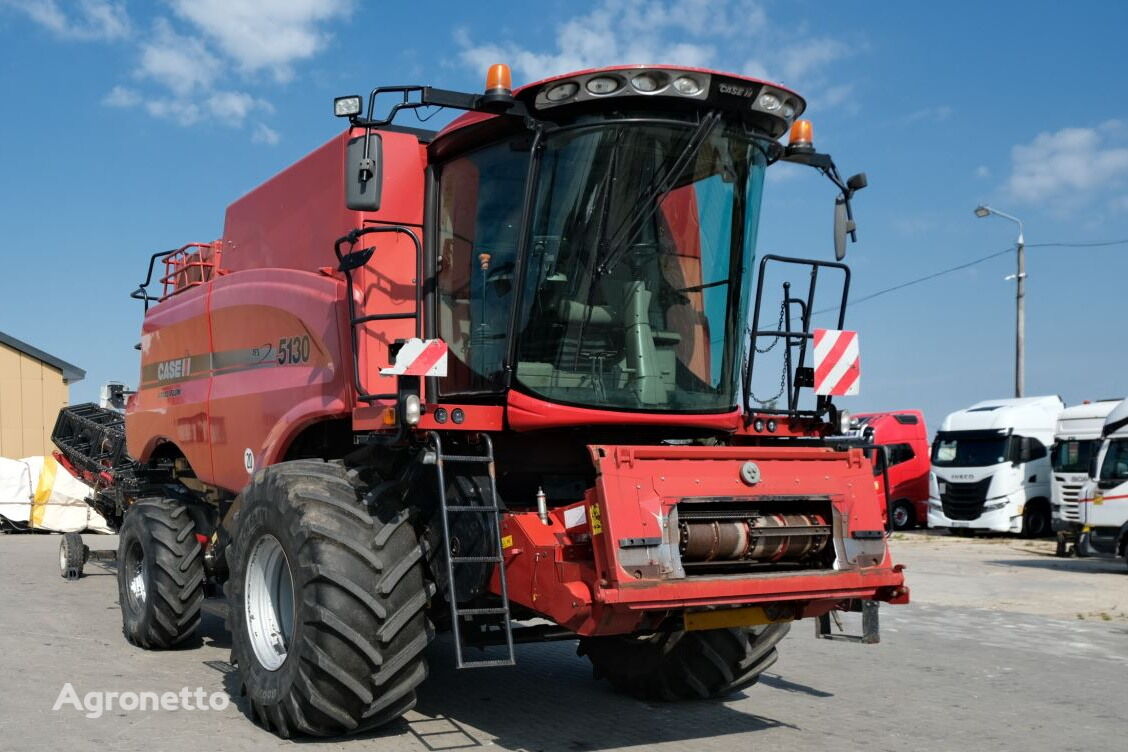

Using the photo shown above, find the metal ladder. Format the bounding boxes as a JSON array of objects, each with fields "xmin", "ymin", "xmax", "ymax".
[{"xmin": 428, "ymin": 432, "xmax": 516, "ymax": 668}]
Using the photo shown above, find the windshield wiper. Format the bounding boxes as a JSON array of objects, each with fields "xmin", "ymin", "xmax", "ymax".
[{"xmin": 594, "ymin": 109, "xmax": 723, "ymax": 277}]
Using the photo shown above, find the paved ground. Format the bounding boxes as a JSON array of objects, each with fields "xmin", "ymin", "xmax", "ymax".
[{"xmin": 1, "ymin": 530, "xmax": 1125, "ymax": 752}]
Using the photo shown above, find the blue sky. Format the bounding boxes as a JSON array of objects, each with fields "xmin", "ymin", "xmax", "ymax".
[{"xmin": 1, "ymin": 0, "xmax": 1126, "ymax": 432}]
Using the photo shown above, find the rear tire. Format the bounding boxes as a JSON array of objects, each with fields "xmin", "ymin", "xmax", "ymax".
[
  {"xmin": 891, "ymin": 501, "xmax": 915, "ymax": 531},
  {"xmin": 227, "ymin": 460, "xmax": 432, "ymax": 738},
  {"xmin": 578, "ymin": 623, "xmax": 790, "ymax": 701},
  {"xmin": 116, "ymin": 498, "xmax": 205, "ymax": 648}
]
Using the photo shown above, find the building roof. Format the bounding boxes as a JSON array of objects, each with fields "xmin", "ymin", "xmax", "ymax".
[{"xmin": 0, "ymin": 330, "xmax": 85, "ymax": 384}]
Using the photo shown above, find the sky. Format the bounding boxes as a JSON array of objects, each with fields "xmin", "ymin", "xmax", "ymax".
[{"xmin": 1, "ymin": 0, "xmax": 1127, "ymax": 433}]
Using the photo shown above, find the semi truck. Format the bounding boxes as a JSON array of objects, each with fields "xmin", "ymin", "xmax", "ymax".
[
  {"xmin": 929, "ymin": 396, "xmax": 1063, "ymax": 536},
  {"xmin": 51, "ymin": 63, "xmax": 907, "ymax": 738},
  {"xmin": 1076, "ymin": 399, "xmax": 1128, "ymax": 565},
  {"xmin": 852, "ymin": 411, "xmax": 930, "ymax": 530},
  {"xmin": 1051, "ymin": 399, "xmax": 1120, "ymax": 556}
]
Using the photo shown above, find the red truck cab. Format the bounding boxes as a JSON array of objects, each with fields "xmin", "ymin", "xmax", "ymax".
[{"xmin": 854, "ymin": 411, "xmax": 930, "ymax": 529}]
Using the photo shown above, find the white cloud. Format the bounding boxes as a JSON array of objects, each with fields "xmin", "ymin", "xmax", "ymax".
[
  {"xmin": 169, "ymin": 0, "xmax": 354, "ymax": 81},
  {"xmin": 1005, "ymin": 121, "xmax": 1128, "ymax": 205},
  {"xmin": 2, "ymin": 0, "xmax": 130, "ymax": 41},
  {"xmin": 252, "ymin": 123, "xmax": 281, "ymax": 146},
  {"xmin": 102, "ymin": 84, "xmax": 140, "ymax": 108},
  {"xmin": 975, "ymin": 165, "xmax": 991, "ymax": 179},
  {"xmin": 456, "ymin": 0, "xmax": 771, "ymax": 83},
  {"xmin": 455, "ymin": 0, "xmax": 859, "ymax": 118},
  {"xmin": 137, "ymin": 18, "xmax": 220, "ymax": 96}
]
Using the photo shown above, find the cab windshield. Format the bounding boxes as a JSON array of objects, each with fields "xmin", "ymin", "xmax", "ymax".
[
  {"xmin": 434, "ymin": 115, "xmax": 772, "ymax": 411},
  {"xmin": 1051, "ymin": 438, "xmax": 1100, "ymax": 474},
  {"xmin": 514, "ymin": 118, "xmax": 770, "ymax": 411},
  {"xmin": 932, "ymin": 430, "xmax": 1010, "ymax": 467}
]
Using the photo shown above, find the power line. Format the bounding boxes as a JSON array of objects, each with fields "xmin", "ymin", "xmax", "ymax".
[{"xmin": 813, "ymin": 237, "xmax": 1128, "ymax": 314}]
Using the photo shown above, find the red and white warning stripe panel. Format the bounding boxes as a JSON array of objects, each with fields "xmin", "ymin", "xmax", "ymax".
[
  {"xmin": 380, "ymin": 338, "xmax": 448, "ymax": 377},
  {"xmin": 813, "ymin": 329, "xmax": 860, "ymax": 396}
]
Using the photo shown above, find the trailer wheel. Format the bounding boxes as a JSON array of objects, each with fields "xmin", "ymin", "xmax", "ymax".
[
  {"xmin": 116, "ymin": 498, "xmax": 205, "ymax": 648},
  {"xmin": 578, "ymin": 623, "xmax": 790, "ymax": 701},
  {"xmin": 227, "ymin": 460, "xmax": 432, "ymax": 738},
  {"xmin": 891, "ymin": 501, "xmax": 914, "ymax": 531},
  {"xmin": 59, "ymin": 532, "xmax": 87, "ymax": 579}
]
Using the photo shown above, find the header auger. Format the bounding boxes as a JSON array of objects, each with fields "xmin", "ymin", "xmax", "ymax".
[{"xmin": 55, "ymin": 62, "xmax": 904, "ymax": 739}]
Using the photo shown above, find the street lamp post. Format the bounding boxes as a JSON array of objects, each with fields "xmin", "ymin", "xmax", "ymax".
[{"xmin": 975, "ymin": 205, "xmax": 1025, "ymax": 398}]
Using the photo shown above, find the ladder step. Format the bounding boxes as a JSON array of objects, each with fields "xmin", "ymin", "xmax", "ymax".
[
  {"xmin": 459, "ymin": 658, "xmax": 517, "ymax": 668},
  {"xmin": 439, "ymin": 454, "xmax": 494, "ymax": 463},
  {"xmin": 445, "ymin": 505, "xmax": 501, "ymax": 513},
  {"xmin": 456, "ymin": 607, "xmax": 509, "ymax": 616},
  {"xmin": 450, "ymin": 556, "xmax": 503, "ymax": 564}
]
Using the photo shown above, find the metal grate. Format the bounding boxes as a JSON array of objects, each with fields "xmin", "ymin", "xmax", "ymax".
[{"xmin": 940, "ymin": 477, "xmax": 992, "ymax": 520}]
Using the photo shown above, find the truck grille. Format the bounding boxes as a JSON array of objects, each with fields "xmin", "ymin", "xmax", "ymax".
[
  {"xmin": 1056, "ymin": 478, "xmax": 1084, "ymax": 522},
  {"xmin": 940, "ymin": 477, "xmax": 992, "ymax": 520}
]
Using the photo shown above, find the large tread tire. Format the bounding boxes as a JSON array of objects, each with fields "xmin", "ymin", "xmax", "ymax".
[
  {"xmin": 578, "ymin": 623, "xmax": 790, "ymax": 701},
  {"xmin": 227, "ymin": 460, "xmax": 432, "ymax": 739},
  {"xmin": 116, "ymin": 498, "xmax": 205, "ymax": 648}
]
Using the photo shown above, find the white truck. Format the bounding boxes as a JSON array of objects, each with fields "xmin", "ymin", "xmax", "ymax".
[
  {"xmin": 928, "ymin": 396, "xmax": 1063, "ymax": 536},
  {"xmin": 1076, "ymin": 399, "xmax": 1128, "ymax": 566},
  {"xmin": 1051, "ymin": 399, "xmax": 1120, "ymax": 556}
]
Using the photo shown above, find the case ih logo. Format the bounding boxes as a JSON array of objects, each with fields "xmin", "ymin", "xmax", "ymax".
[
  {"xmin": 813, "ymin": 329, "xmax": 860, "ymax": 396},
  {"xmin": 717, "ymin": 83, "xmax": 756, "ymax": 97},
  {"xmin": 156, "ymin": 357, "xmax": 191, "ymax": 382}
]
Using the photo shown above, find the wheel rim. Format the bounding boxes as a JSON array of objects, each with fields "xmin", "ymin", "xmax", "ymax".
[
  {"xmin": 893, "ymin": 505, "xmax": 910, "ymax": 529},
  {"xmin": 122, "ymin": 539, "xmax": 147, "ymax": 609},
  {"xmin": 59, "ymin": 542, "xmax": 68, "ymax": 572},
  {"xmin": 244, "ymin": 534, "xmax": 295, "ymax": 671}
]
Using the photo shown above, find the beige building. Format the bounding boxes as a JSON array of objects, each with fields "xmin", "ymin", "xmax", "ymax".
[{"xmin": 0, "ymin": 332, "xmax": 85, "ymax": 458}]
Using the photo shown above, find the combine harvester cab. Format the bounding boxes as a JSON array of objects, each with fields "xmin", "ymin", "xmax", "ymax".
[{"xmin": 54, "ymin": 63, "xmax": 907, "ymax": 738}]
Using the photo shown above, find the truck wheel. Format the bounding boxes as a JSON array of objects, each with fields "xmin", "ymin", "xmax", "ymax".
[
  {"xmin": 578, "ymin": 623, "xmax": 790, "ymax": 701},
  {"xmin": 60, "ymin": 532, "xmax": 86, "ymax": 579},
  {"xmin": 227, "ymin": 460, "xmax": 432, "ymax": 738},
  {"xmin": 116, "ymin": 498, "xmax": 205, "ymax": 648},
  {"xmin": 891, "ymin": 501, "xmax": 914, "ymax": 531},
  {"xmin": 1054, "ymin": 534, "xmax": 1070, "ymax": 558},
  {"xmin": 1021, "ymin": 502, "xmax": 1050, "ymax": 539}
]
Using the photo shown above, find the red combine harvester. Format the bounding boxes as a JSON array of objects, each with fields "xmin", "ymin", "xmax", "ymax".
[{"xmin": 53, "ymin": 63, "xmax": 907, "ymax": 738}]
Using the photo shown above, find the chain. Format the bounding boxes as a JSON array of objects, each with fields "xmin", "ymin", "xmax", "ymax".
[
  {"xmin": 748, "ymin": 300, "xmax": 788, "ymax": 406},
  {"xmin": 755, "ymin": 301, "xmax": 786, "ymax": 353}
]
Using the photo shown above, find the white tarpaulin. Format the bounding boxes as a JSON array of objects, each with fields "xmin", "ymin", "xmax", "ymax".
[{"xmin": 0, "ymin": 455, "xmax": 112, "ymax": 534}]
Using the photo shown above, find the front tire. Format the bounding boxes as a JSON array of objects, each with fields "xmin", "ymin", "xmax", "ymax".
[
  {"xmin": 227, "ymin": 460, "xmax": 432, "ymax": 738},
  {"xmin": 116, "ymin": 498, "xmax": 205, "ymax": 648},
  {"xmin": 60, "ymin": 532, "xmax": 86, "ymax": 579},
  {"xmin": 891, "ymin": 501, "xmax": 915, "ymax": 531},
  {"xmin": 578, "ymin": 623, "xmax": 790, "ymax": 701},
  {"xmin": 1021, "ymin": 501, "xmax": 1051, "ymax": 538}
]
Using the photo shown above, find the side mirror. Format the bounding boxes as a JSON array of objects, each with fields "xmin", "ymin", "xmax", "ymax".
[
  {"xmin": 1015, "ymin": 437, "xmax": 1034, "ymax": 464},
  {"xmin": 345, "ymin": 132, "xmax": 382, "ymax": 211},
  {"xmin": 833, "ymin": 197, "xmax": 853, "ymax": 261}
]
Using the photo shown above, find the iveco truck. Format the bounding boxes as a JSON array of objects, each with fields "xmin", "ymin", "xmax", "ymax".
[
  {"xmin": 1051, "ymin": 399, "xmax": 1120, "ymax": 555},
  {"xmin": 928, "ymin": 396, "xmax": 1063, "ymax": 536},
  {"xmin": 1076, "ymin": 399, "xmax": 1128, "ymax": 566}
]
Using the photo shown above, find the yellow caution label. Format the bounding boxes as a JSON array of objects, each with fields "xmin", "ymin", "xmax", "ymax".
[
  {"xmin": 501, "ymin": 535, "xmax": 514, "ymax": 549},
  {"xmin": 1094, "ymin": 495, "xmax": 1104, "ymax": 506},
  {"xmin": 685, "ymin": 606, "xmax": 793, "ymax": 632},
  {"xmin": 31, "ymin": 456, "xmax": 58, "ymax": 528},
  {"xmin": 588, "ymin": 503, "xmax": 603, "ymax": 535}
]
